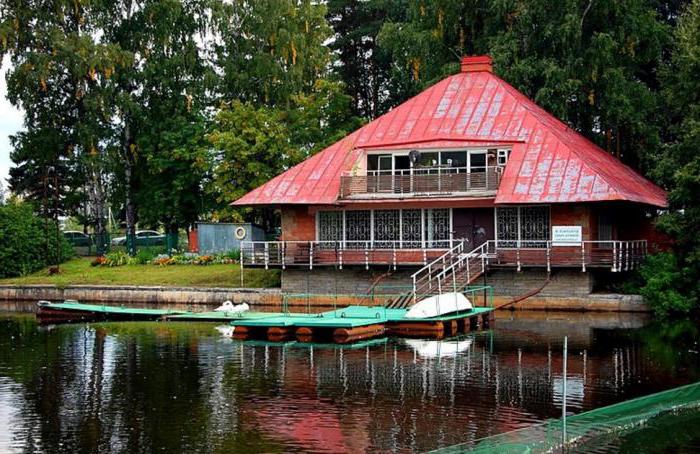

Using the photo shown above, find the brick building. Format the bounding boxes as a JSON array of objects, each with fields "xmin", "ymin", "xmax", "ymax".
[{"xmin": 234, "ymin": 56, "xmax": 667, "ymax": 303}]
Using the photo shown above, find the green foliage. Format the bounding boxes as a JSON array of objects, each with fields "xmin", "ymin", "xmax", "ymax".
[
  {"xmin": 214, "ymin": 0, "xmax": 332, "ymax": 107},
  {"xmin": 639, "ymin": 0, "xmax": 700, "ymax": 317},
  {"xmin": 639, "ymin": 253, "xmax": 696, "ymax": 317},
  {"xmin": 0, "ymin": 201, "xmax": 72, "ymax": 278}
]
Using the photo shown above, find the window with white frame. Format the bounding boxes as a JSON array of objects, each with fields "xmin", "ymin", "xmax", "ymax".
[
  {"xmin": 345, "ymin": 210, "xmax": 371, "ymax": 245},
  {"xmin": 316, "ymin": 208, "xmax": 453, "ymax": 249},
  {"xmin": 318, "ymin": 211, "xmax": 343, "ymax": 243},
  {"xmin": 424, "ymin": 208, "xmax": 451, "ymax": 248},
  {"xmin": 374, "ymin": 209, "xmax": 400, "ymax": 248},
  {"xmin": 496, "ymin": 206, "xmax": 550, "ymax": 248}
]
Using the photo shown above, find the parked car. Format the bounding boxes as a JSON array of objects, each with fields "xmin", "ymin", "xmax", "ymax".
[
  {"xmin": 63, "ymin": 230, "xmax": 92, "ymax": 247},
  {"xmin": 111, "ymin": 230, "xmax": 166, "ymax": 246}
]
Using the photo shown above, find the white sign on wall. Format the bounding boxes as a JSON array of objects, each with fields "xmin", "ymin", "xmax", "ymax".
[{"xmin": 552, "ymin": 226, "xmax": 582, "ymax": 246}]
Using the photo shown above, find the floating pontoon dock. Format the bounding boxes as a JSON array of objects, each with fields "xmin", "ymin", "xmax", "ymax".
[
  {"xmin": 226, "ymin": 305, "xmax": 494, "ymax": 343},
  {"xmin": 36, "ymin": 286, "xmax": 495, "ymax": 343},
  {"xmin": 36, "ymin": 301, "xmax": 189, "ymax": 324}
]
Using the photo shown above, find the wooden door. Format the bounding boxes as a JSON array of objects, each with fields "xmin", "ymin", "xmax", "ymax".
[{"xmin": 453, "ymin": 208, "xmax": 494, "ymax": 250}]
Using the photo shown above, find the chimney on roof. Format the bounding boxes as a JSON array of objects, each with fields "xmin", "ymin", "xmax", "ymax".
[{"xmin": 460, "ymin": 55, "xmax": 493, "ymax": 73}]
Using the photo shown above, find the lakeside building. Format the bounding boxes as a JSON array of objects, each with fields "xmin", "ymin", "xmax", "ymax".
[{"xmin": 233, "ymin": 56, "xmax": 667, "ymax": 304}]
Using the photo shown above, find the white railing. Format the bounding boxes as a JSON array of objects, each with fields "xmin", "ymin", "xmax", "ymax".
[
  {"xmin": 240, "ymin": 239, "xmax": 462, "ymax": 269},
  {"xmin": 484, "ymin": 239, "xmax": 647, "ymax": 273},
  {"xmin": 242, "ymin": 238, "xmax": 648, "ymax": 276},
  {"xmin": 340, "ymin": 165, "xmax": 502, "ymax": 197},
  {"xmin": 410, "ymin": 241, "xmax": 490, "ymax": 305}
]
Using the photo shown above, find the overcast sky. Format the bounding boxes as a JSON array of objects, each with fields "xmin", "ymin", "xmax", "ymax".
[{"xmin": 0, "ymin": 55, "xmax": 23, "ymax": 189}]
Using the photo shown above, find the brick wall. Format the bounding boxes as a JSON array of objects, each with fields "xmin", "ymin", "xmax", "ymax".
[
  {"xmin": 280, "ymin": 206, "xmax": 315, "ymax": 241},
  {"xmin": 485, "ymin": 269, "xmax": 594, "ymax": 298},
  {"xmin": 282, "ymin": 266, "xmax": 596, "ymax": 300},
  {"xmin": 281, "ymin": 267, "xmax": 417, "ymax": 295},
  {"xmin": 550, "ymin": 204, "xmax": 593, "ymax": 240}
]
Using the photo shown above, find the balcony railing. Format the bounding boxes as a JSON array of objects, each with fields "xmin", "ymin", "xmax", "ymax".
[
  {"xmin": 339, "ymin": 166, "xmax": 502, "ymax": 198},
  {"xmin": 241, "ymin": 239, "xmax": 647, "ymax": 272}
]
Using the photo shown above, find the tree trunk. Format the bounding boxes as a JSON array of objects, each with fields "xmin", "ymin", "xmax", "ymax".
[
  {"xmin": 123, "ymin": 120, "xmax": 137, "ymax": 255},
  {"xmin": 89, "ymin": 162, "xmax": 108, "ymax": 255}
]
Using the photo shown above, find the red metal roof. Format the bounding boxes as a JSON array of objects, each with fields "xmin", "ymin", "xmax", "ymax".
[{"xmin": 233, "ymin": 57, "xmax": 667, "ymax": 208}]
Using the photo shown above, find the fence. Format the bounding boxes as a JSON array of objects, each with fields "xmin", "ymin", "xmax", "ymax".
[
  {"xmin": 66, "ymin": 232, "xmax": 185, "ymax": 256},
  {"xmin": 431, "ymin": 381, "xmax": 700, "ymax": 453}
]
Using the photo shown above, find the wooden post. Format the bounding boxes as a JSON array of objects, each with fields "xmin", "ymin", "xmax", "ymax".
[
  {"xmin": 264, "ymin": 242, "xmax": 269, "ymax": 269},
  {"xmin": 309, "ymin": 242, "xmax": 314, "ymax": 270},
  {"xmin": 281, "ymin": 241, "xmax": 286, "ymax": 270},
  {"xmin": 581, "ymin": 242, "xmax": 586, "ymax": 273},
  {"xmin": 365, "ymin": 242, "xmax": 369, "ymax": 270}
]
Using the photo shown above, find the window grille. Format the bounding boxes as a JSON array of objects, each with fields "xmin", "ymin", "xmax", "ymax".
[
  {"xmin": 345, "ymin": 210, "xmax": 371, "ymax": 246},
  {"xmin": 318, "ymin": 211, "xmax": 343, "ymax": 243},
  {"xmin": 401, "ymin": 209, "xmax": 422, "ymax": 248},
  {"xmin": 373, "ymin": 210, "xmax": 400, "ymax": 248},
  {"xmin": 425, "ymin": 208, "xmax": 451, "ymax": 248},
  {"xmin": 496, "ymin": 206, "xmax": 549, "ymax": 248}
]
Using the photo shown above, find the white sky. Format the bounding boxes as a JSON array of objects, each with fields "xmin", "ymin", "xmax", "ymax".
[{"xmin": 0, "ymin": 55, "xmax": 24, "ymax": 189}]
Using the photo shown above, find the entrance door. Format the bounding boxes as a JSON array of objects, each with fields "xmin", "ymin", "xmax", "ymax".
[{"xmin": 452, "ymin": 208, "xmax": 495, "ymax": 250}]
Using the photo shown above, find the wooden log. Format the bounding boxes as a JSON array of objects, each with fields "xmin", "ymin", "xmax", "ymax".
[
  {"xmin": 296, "ymin": 327, "xmax": 314, "ymax": 342},
  {"xmin": 267, "ymin": 326, "xmax": 293, "ymax": 341},
  {"xmin": 333, "ymin": 324, "xmax": 386, "ymax": 344},
  {"xmin": 388, "ymin": 321, "xmax": 445, "ymax": 338},
  {"xmin": 445, "ymin": 320, "xmax": 459, "ymax": 336}
]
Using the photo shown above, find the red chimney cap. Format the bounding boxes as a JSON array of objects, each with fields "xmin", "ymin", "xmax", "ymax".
[{"xmin": 460, "ymin": 55, "xmax": 493, "ymax": 73}]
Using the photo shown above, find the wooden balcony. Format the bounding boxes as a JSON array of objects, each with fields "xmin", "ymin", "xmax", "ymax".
[
  {"xmin": 339, "ymin": 166, "xmax": 501, "ymax": 199},
  {"xmin": 241, "ymin": 239, "xmax": 647, "ymax": 272}
]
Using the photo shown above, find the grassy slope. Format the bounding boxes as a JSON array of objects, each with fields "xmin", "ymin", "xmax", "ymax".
[{"xmin": 0, "ymin": 258, "xmax": 280, "ymax": 288}]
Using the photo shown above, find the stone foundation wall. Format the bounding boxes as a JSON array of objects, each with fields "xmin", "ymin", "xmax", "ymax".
[
  {"xmin": 484, "ymin": 269, "xmax": 594, "ymax": 298},
  {"xmin": 281, "ymin": 267, "xmax": 416, "ymax": 295},
  {"xmin": 0, "ymin": 285, "xmax": 282, "ymax": 305}
]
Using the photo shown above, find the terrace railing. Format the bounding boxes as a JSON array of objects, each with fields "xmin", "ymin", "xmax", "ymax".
[
  {"xmin": 241, "ymin": 239, "xmax": 648, "ymax": 276},
  {"xmin": 486, "ymin": 239, "xmax": 647, "ymax": 273},
  {"xmin": 240, "ymin": 239, "xmax": 462, "ymax": 269},
  {"xmin": 339, "ymin": 166, "xmax": 502, "ymax": 198}
]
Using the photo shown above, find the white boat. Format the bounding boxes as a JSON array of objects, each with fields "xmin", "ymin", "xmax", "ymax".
[{"xmin": 404, "ymin": 292, "xmax": 473, "ymax": 319}]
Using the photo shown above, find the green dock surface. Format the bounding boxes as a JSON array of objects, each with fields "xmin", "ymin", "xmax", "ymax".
[
  {"xmin": 41, "ymin": 301, "xmax": 189, "ymax": 316},
  {"xmin": 227, "ymin": 306, "xmax": 494, "ymax": 328}
]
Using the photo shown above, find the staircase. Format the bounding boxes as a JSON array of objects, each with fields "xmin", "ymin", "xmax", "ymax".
[{"xmin": 386, "ymin": 241, "xmax": 491, "ymax": 309}]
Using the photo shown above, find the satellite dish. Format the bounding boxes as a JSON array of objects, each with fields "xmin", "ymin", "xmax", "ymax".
[{"xmin": 408, "ymin": 149, "xmax": 420, "ymax": 165}]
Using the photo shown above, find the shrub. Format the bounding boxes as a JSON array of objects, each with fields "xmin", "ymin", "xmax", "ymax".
[
  {"xmin": 0, "ymin": 201, "xmax": 73, "ymax": 278},
  {"xmin": 103, "ymin": 251, "xmax": 131, "ymax": 267},
  {"xmin": 638, "ymin": 252, "xmax": 697, "ymax": 317},
  {"xmin": 133, "ymin": 248, "xmax": 156, "ymax": 265}
]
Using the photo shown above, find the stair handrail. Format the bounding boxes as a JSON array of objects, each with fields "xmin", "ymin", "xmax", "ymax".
[{"xmin": 410, "ymin": 240, "xmax": 492, "ymax": 305}]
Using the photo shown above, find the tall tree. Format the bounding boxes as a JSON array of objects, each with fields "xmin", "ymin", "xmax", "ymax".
[
  {"xmin": 214, "ymin": 0, "xmax": 332, "ymax": 107},
  {"xmin": 645, "ymin": 0, "xmax": 700, "ymax": 314},
  {"xmin": 326, "ymin": 0, "xmax": 406, "ymax": 117},
  {"xmin": 376, "ymin": 0, "xmax": 674, "ymax": 171},
  {"xmin": 103, "ymin": 0, "xmax": 217, "ymax": 243},
  {"xmin": 0, "ymin": 0, "xmax": 131, "ymax": 242}
]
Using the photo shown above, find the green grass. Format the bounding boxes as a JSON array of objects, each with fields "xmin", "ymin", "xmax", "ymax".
[{"xmin": 0, "ymin": 257, "xmax": 280, "ymax": 288}]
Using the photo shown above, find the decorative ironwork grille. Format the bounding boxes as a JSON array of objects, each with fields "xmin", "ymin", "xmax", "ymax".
[
  {"xmin": 318, "ymin": 211, "xmax": 343, "ymax": 243},
  {"xmin": 520, "ymin": 206, "xmax": 550, "ymax": 247},
  {"xmin": 345, "ymin": 210, "xmax": 371, "ymax": 246},
  {"xmin": 373, "ymin": 210, "xmax": 400, "ymax": 248},
  {"xmin": 424, "ymin": 208, "xmax": 450, "ymax": 248},
  {"xmin": 496, "ymin": 207, "xmax": 519, "ymax": 247},
  {"xmin": 496, "ymin": 206, "xmax": 550, "ymax": 248},
  {"xmin": 401, "ymin": 209, "xmax": 422, "ymax": 248}
]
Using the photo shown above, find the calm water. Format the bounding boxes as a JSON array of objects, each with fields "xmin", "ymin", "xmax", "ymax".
[{"xmin": 1, "ymin": 304, "xmax": 699, "ymax": 453}]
